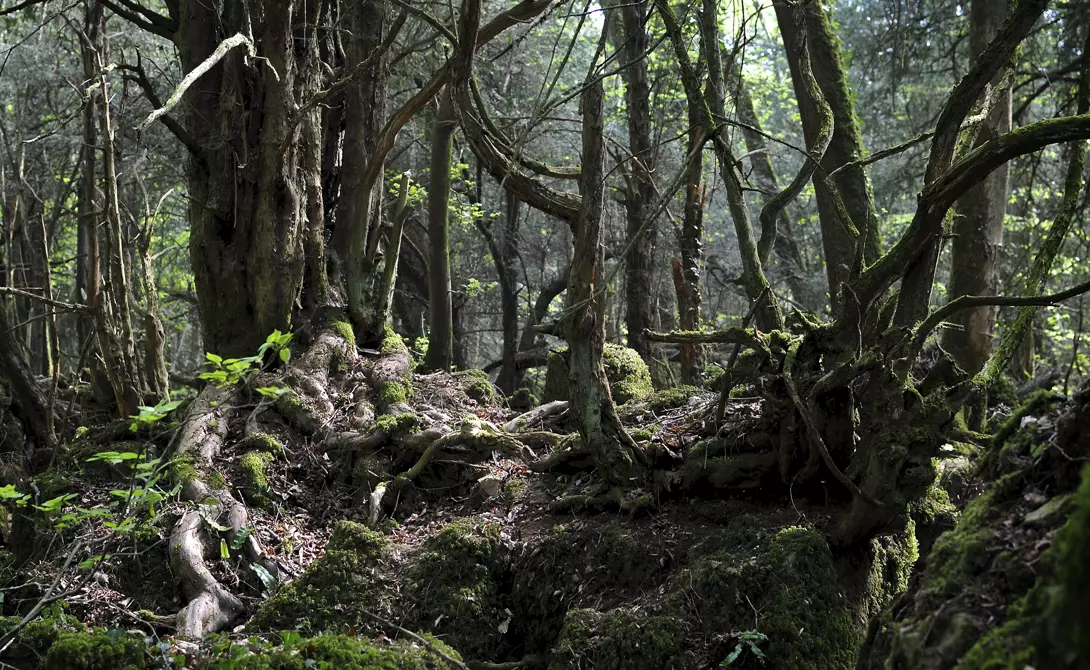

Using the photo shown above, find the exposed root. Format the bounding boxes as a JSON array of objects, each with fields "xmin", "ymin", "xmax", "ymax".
[
  {"xmin": 503, "ymin": 400, "xmax": 568, "ymax": 432},
  {"xmin": 404, "ymin": 418, "xmax": 536, "ymax": 481},
  {"xmin": 169, "ymin": 385, "xmax": 277, "ymax": 638}
]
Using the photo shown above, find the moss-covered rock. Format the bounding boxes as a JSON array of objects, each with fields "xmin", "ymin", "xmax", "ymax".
[
  {"xmin": 910, "ymin": 480, "xmax": 959, "ymax": 555},
  {"xmin": 646, "ymin": 385, "xmax": 701, "ymax": 413},
  {"xmin": 249, "ymin": 521, "xmax": 392, "ymax": 634},
  {"xmin": 43, "ymin": 628, "xmax": 150, "ymax": 670},
  {"xmin": 549, "ymin": 607, "xmax": 689, "ymax": 670},
  {"xmin": 377, "ymin": 380, "xmax": 412, "ymax": 412},
  {"xmin": 205, "ymin": 633, "xmax": 462, "ymax": 669},
  {"xmin": 543, "ymin": 344, "xmax": 653, "ymax": 405},
  {"xmin": 454, "ymin": 369, "xmax": 500, "ymax": 405},
  {"xmin": 329, "ymin": 320, "xmax": 356, "ymax": 348},
  {"xmin": 110, "ymin": 524, "xmax": 176, "ymax": 613},
  {"xmin": 405, "ymin": 518, "xmax": 507, "ymax": 659},
  {"xmin": 671, "ymin": 516, "xmax": 860, "ymax": 669}
]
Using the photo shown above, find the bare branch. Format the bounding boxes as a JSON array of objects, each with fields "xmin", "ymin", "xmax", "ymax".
[{"xmin": 136, "ymin": 33, "xmax": 254, "ymax": 132}]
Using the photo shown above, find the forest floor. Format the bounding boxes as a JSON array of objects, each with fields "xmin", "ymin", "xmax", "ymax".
[{"xmin": 0, "ymin": 333, "xmax": 1086, "ymax": 669}]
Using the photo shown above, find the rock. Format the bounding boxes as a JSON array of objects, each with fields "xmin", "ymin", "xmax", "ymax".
[
  {"xmin": 1023, "ymin": 494, "xmax": 1071, "ymax": 526},
  {"xmin": 473, "ymin": 474, "xmax": 504, "ymax": 503}
]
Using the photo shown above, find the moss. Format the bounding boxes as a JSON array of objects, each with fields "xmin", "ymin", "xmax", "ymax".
[
  {"xmin": 405, "ymin": 518, "xmax": 506, "ymax": 659},
  {"xmin": 647, "ymin": 385, "xmax": 701, "ymax": 413},
  {"xmin": 549, "ymin": 607, "xmax": 689, "ymax": 670},
  {"xmin": 703, "ymin": 364, "xmax": 726, "ymax": 390},
  {"xmin": 595, "ymin": 522, "xmax": 659, "ymax": 585},
  {"xmin": 377, "ymin": 380, "xmax": 411, "ymax": 410},
  {"xmin": 502, "ymin": 478, "xmax": 527, "ymax": 504},
  {"xmin": 369, "ymin": 412, "xmax": 420, "ymax": 436},
  {"xmin": 170, "ymin": 455, "xmax": 199, "ymax": 486},
  {"xmin": 861, "ymin": 521, "xmax": 919, "ymax": 621},
  {"xmin": 239, "ymin": 433, "xmax": 284, "ymax": 456},
  {"xmin": 511, "ymin": 387, "xmax": 539, "ymax": 410},
  {"xmin": 43, "ymin": 628, "xmax": 149, "ymax": 670},
  {"xmin": 631, "ymin": 427, "xmax": 654, "ymax": 442},
  {"xmin": 910, "ymin": 481, "xmax": 959, "ymax": 555},
  {"xmin": 207, "ymin": 633, "xmax": 462, "ymax": 669},
  {"xmin": 249, "ymin": 521, "xmax": 391, "ymax": 634},
  {"xmin": 543, "ymin": 344, "xmax": 653, "ymax": 404},
  {"xmin": 511, "ymin": 525, "xmax": 584, "ymax": 653},
  {"xmin": 380, "ymin": 326, "xmax": 407, "ymax": 355},
  {"xmin": 674, "ymin": 519, "xmax": 860, "ymax": 669},
  {"xmin": 330, "ymin": 320, "xmax": 356, "ymax": 348},
  {"xmin": 455, "ymin": 369, "xmax": 500, "ymax": 405},
  {"xmin": 239, "ymin": 451, "xmax": 274, "ymax": 507}
]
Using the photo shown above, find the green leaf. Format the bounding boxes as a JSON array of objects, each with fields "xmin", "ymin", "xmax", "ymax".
[
  {"xmin": 250, "ymin": 563, "xmax": 277, "ymax": 590},
  {"xmin": 85, "ymin": 451, "xmax": 141, "ymax": 464},
  {"xmin": 279, "ymin": 347, "xmax": 291, "ymax": 363},
  {"xmin": 231, "ymin": 527, "xmax": 252, "ymax": 551},
  {"xmin": 205, "ymin": 353, "xmax": 223, "ymax": 364},
  {"xmin": 220, "ymin": 539, "xmax": 230, "ymax": 559},
  {"xmin": 78, "ymin": 555, "xmax": 110, "ymax": 571}
]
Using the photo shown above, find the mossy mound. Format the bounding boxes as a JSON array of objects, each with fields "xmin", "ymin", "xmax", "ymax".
[
  {"xmin": 670, "ymin": 516, "xmax": 861, "ymax": 669},
  {"xmin": 453, "ymin": 369, "xmax": 501, "ymax": 405},
  {"xmin": 549, "ymin": 607, "xmax": 689, "ymax": 670},
  {"xmin": 248, "ymin": 521, "xmax": 393, "ymax": 634},
  {"xmin": 646, "ymin": 385, "xmax": 702, "ymax": 413},
  {"xmin": 0, "ymin": 620, "xmax": 463, "ymax": 669},
  {"xmin": 238, "ymin": 451, "xmax": 275, "ymax": 508},
  {"xmin": 859, "ymin": 382, "xmax": 1090, "ymax": 670},
  {"xmin": 542, "ymin": 344, "xmax": 653, "ymax": 405},
  {"xmin": 404, "ymin": 518, "xmax": 507, "ymax": 659},
  {"xmin": 109, "ymin": 524, "xmax": 176, "ymax": 613}
]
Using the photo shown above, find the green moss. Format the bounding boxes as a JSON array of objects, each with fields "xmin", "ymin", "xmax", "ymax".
[
  {"xmin": 511, "ymin": 525, "xmax": 583, "ymax": 652},
  {"xmin": 239, "ymin": 452, "xmax": 274, "ymax": 507},
  {"xmin": 910, "ymin": 481, "xmax": 959, "ymax": 554},
  {"xmin": 861, "ymin": 521, "xmax": 919, "ymax": 621},
  {"xmin": 455, "ymin": 369, "xmax": 500, "ymax": 405},
  {"xmin": 330, "ymin": 320, "xmax": 356, "ymax": 348},
  {"xmin": 207, "ymin": 633, "xmax": 461, "ymax": 669},
  {"xmin": 647, "ymin": 385, "xmax": 701, "ymax": 413},
  {"xmin": 369, "ymin": 412, "xmax": 419, "ymax": 436},
  {"xmin": 249, "ymin": 521, "xmax": 391, "ymax": 634},
  {"xmin": 674, "ymin": 519, "xmax": 860, "ymax": 669},
  {"xmin": 511, "ymin": 387, "xmax": 539, "ymax": 410},
  {"xmin": 112, "ymin": 524, "xmax": 175, "ymax": 613},
  {"xmin": 549, "ymin": 607, "xmax": 689, "ymax": 670},
  {"xmin": 595, "ymin": 522, "xmax": 659, "ymax": 585},
  {"xmin": 239, "ymin": 433, "xmax": 284, "ymax": 456},
  {"xmin": 43, "ymin": 629, "xmax": 149, "ymax": 670},
  {"xmin": 631, "ymin": 427, "xmax": 654, "ymax": 442},
  {"xmin": 170, "ymin": 456, "xmax": 199, "ymax": 486},
  {"xmin": 502, "ymin": 478, "xmax": 527, "ymax": 504},
  {"xmin": 406, "ymin": 518, "xmax": 506, "ymax": 659},
  {"xmin": 377, "ymin": 380, "xmax": 411, "ymax": 410},
  {"xmin": 543, "ymin": 344, "xmax": 653, "ymax": 404},
  {"xmin": 380, "ymin": 326, "xmax": 407, "ymax": 355}
]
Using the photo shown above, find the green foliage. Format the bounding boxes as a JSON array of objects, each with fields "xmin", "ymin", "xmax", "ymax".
[
  {"xmin": 201, "ymin": 331, "xmax": 293, "ymax": 388},
  {"xmin": 128, "ymin": 399, "xmax": 182, "ymax": 432},
  {"xmin": 647, "ymin": 385, "xmax": 701, "ymax": 413}
]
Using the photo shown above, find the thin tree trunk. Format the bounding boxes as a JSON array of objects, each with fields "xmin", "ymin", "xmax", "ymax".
[
  {"xmin": 496, "ymin": 191, "xmax": 522, "ymax": 394},
  {"xmin": 424, "ymin": 91, "xmax": 457, "ymax": 372},
  {"xmin": 566, "ymin": 79, "xmax": 643, "ymax": 487},
  {"xmin": 774, "ymin": 0, "xmax": 880, "ymax": 314},
  {"xmin": 0, "ymin": 298, "xmax": 55, "ymax": 455},
  {"xmin": 675, "ymin": 106, "xmax": 704, "ymax": 385},
  {"xmin": 617, "ymin": 0, "xmax": 656, "ymax": 362},
  {"xmin": 941, "ymin": 0, "xmax": 1011, "ymax": 377}
]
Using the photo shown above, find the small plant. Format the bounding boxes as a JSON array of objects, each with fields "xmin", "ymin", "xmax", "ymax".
[
  {"xmin": 129, "ymin": 399, "xmax": 183, "ymax": 432},
  {"xmin": 201, "ymin": 330, "xmax": 293, "ymax": 388},
  {"xmin": 722, "ymin": 630, "xmax": 767, "ymax": 666}
]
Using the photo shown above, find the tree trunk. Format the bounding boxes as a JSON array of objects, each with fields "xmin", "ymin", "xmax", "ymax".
[
  {"xmin": 566, "ymin": 80, "xmax": 643, "ymax": 487},
  {"xmin": 496, "ymin": 191, "xmax": 522, "ymax": 394},
  {"xmin": 941, "ymin": 0, "xmax": 1011, "ymax": 377},
  {"xmin": 727, "ymin": 66, "xmax": 821, "ymax": 314},
  {"xmin": 424, "ymin": 91, "xmax": 457, "ymax": 372},
  {"xmin": 774, "ymin": 0, "xmax": 880, "ymax": 314},
  {"xmin": 178, "ymin": 0, "xmax": 316, "ymax": 356},
  {"xmin": 676, "ymin": 106, "xmax": 704, "ymax": 385},
  {"xmin": 617, "ymin": 0, "xmax": 656, "ymax": 362},
  {"xmin": 0, "ymin": 298, "xmax": 54, "ymax": 454}
]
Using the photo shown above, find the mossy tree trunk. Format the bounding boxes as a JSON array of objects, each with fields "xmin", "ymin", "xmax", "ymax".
[
  {"xmin": 674, "ymin": 102, "xmax": 704, "ymax": 385},
  {"xmin": 565, "ymin": 80, "xmax": 644, "ymax": 487},
  {"xmin": 774, "ymin": 0, "xmax": 880, "ymax": 314},
  {"xmin": 424, "ymin": 91, "xmax": 457, "ymax": 372},
  {"xmin": 942, "ymin": 0, "xmax": 1011, "ymax": 378},
  {"xmin": 615, "ymin": 0, "xmax": 657, "ymax": 363}
]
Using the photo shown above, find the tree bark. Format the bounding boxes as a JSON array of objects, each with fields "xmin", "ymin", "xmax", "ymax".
[
  {"xmin": 424, "ymin": 91, "xmax": 457, "ymax": 372},
  {"xmin": 617, "ymin": 0, "xmax": 656, "ymax": 362},
  {"xmin": 0, "ymin": 298, "xmax": 54, "ymax": 454},
  {"xmin": 774, "ymin": 0, "xmax": 879, "ymax": 314},
  {"xmin": 495, "ymin": 191, "xmax": 522, "ymax": 394},
  {"xmin": 176, "ymin": 0, "xmax": 316, "ymax": 356},
  {"xmin": 565, "ymin": 79, "xmax": 643, "ymax": 487},
  {"xmin": 676, "ymin": 105, "xmax": 704, "ymax": 385},
  {"xmin": 941, "ymin": 0, "xmax": 1011, "ymax": 377}
]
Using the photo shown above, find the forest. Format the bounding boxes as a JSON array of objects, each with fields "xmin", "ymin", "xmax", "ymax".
[{"xmin": 0, "ymin": 0, "xmax": 1086, "ymax": 667}]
